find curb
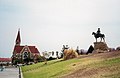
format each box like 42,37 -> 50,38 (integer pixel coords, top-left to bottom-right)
19,66 -> 23,78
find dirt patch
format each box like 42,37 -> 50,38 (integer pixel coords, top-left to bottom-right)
78,51 -> 120,60
61,65 -> 119,78
61,51 -> 120,78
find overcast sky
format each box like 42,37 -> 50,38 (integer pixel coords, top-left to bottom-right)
0,0 -> 120,57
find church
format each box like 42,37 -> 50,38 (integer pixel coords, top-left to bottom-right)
12,29 -> 40,65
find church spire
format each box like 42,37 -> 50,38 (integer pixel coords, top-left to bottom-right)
15,28 -> 21,46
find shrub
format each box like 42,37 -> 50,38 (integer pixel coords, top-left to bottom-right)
63,49 -> 78,60
116,47 -> 120,51
38,56 -> 46,62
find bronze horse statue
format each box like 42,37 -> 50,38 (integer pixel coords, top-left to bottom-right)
92,32 -> 105,42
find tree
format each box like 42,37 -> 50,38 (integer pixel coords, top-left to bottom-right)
86,45 -> 94,54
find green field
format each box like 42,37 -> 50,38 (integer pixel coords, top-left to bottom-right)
22,51 -> 120,78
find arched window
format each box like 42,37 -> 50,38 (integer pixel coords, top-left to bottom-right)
23,52 -> 29,59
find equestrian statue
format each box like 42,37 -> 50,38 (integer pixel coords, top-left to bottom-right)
92,28 -> 105,42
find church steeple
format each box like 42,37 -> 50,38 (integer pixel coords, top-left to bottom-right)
15,28 -> 21,46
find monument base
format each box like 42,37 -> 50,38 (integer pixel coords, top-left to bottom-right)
94,42 -> 108,53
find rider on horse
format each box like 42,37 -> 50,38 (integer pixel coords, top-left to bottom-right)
97,28 -> 101,35
92,28 -> 105,42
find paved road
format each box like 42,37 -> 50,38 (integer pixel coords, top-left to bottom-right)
0,67 -> 19,78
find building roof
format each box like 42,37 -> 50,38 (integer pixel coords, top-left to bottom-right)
13,29 -> 40,54
0,58 -> 11,62
13,45 -> 39,54
16,29 -> 21,45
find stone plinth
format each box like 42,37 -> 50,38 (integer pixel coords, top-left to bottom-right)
94,42 -> 108,53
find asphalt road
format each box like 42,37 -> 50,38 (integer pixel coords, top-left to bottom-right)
0,67 -> 19,78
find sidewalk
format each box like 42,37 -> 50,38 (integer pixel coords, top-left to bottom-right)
0,67 -> 19,78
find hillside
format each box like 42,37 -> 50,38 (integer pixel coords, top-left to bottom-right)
22,51 -> 120,78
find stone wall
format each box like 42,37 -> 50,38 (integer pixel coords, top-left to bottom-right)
94,42 -> 108,53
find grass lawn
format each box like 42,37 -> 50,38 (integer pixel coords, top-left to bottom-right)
22,51 -> 120,78
22,59 -> 80,78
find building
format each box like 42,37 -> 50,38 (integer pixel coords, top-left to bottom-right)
12,29 -> 40,65
0,58 -> 11,65
42,51 -> 63,59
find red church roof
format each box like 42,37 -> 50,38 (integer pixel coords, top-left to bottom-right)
28,46 -> 39,53
13,29 -> 40,54
13,45 -> 39,54
16,29 -> 21,45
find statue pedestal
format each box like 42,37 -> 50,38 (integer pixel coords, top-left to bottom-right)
94,42 -> 108,53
